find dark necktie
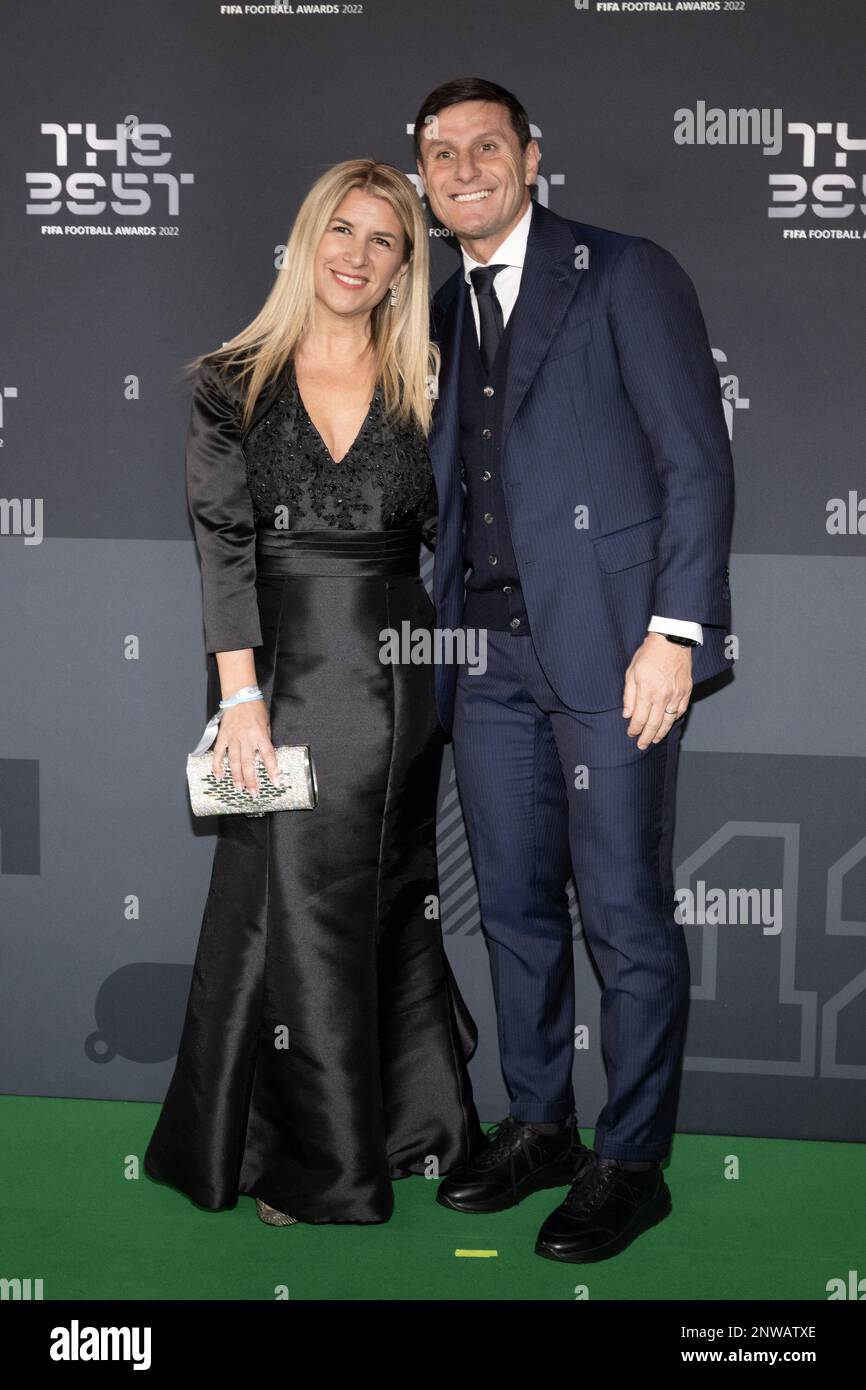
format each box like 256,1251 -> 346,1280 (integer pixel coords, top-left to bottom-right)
469,264 -> 507,375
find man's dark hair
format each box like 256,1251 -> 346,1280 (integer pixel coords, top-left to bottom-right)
413,77 -> 532,163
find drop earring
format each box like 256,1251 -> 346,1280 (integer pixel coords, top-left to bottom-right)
389,282 -> 399,307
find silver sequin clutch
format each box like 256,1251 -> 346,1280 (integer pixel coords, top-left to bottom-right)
186,712 -> 318,817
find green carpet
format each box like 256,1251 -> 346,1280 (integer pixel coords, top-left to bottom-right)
0,1096 -> 860,1300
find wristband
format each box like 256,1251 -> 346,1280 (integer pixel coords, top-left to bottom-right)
219,685 -> 264,708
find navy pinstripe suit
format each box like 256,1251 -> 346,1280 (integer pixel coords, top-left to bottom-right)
428,198 -> 734,1159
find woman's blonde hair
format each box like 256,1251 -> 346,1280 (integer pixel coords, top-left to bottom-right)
185,159 -> 439,436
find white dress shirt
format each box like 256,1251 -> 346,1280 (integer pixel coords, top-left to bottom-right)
460,200 -> 703,646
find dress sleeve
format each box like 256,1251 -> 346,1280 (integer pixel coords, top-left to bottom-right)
185,360 -> 263,654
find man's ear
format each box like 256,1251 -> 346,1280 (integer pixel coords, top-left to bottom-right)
415,158 -> 427,196
524,138 -> 541,185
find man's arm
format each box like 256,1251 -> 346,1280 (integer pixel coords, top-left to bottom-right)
608,236 -> 734,627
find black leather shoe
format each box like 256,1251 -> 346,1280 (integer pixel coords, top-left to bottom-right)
535,1152 -> 671,1262
436,1114 -> 588,1214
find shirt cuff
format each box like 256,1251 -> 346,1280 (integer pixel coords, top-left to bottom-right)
647,615 -> 704,645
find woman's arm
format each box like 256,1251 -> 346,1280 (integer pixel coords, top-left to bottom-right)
185,359 -> 264,654
185,359 -> 279,795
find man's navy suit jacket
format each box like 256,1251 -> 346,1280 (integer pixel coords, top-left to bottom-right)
427,196 -> 735,735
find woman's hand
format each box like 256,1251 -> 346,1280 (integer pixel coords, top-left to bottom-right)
212,698 -> 281,797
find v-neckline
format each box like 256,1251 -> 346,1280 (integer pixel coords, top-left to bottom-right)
290,363 -> 377,467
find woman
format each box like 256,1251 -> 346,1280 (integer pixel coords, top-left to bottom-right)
144,160 -> 484,1226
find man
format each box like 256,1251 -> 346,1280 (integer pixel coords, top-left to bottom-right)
414,77 -> 734,1263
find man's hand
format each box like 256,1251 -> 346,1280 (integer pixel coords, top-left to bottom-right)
622,632 -> 693,750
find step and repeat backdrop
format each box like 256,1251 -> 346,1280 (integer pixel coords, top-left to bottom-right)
1,0 -> 864,1142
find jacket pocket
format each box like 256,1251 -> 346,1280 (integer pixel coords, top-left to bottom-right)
591,515 -> 661,572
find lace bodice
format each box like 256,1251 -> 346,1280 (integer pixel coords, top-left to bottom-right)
244,366 -> 436,535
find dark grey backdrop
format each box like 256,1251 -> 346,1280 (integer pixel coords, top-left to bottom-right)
1,0 -> 864,1144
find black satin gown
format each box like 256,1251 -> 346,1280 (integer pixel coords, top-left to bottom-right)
144,360 -> 484,1223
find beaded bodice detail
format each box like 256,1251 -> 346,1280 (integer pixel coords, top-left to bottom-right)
244,365 -> 435,532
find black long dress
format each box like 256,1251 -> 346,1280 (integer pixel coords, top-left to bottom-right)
144,357 -> 483,1223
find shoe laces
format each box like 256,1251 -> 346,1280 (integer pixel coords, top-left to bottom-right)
474,1116 -> 545,1169
563,1153 -> 619,1215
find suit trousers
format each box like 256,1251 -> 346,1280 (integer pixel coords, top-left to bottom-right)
451,629 -> 690,1161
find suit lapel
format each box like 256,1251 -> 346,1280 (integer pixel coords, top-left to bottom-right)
428,268 -> 466,495
501,199 -> 588,441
